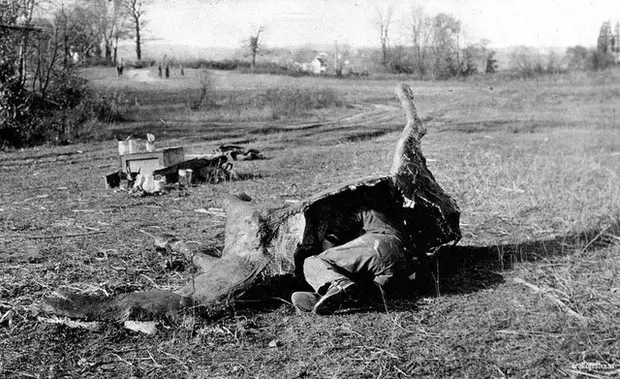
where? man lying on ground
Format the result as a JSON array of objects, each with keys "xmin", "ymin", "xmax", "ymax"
[{"xmin": 293, "ymin": 206, "xmax": 412, "ymax": 315}]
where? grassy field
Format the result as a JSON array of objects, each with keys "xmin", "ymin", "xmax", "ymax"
[{"xmin": 1, "ymin": 66, "xmax": 619, "ymax": 378}]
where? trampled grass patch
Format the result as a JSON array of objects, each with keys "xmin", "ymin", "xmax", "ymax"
[{"xmin": 0, "ymin": 68, "xmax": 619, "ymax": 378}]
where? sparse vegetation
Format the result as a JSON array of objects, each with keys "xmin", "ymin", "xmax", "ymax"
[
  {"xmin": 182, "ymin": 58, "xmax": 251, "ymax": 71},
  {"xmin": 202, "ymin": 87, "xmax": 346, "ymax": 119},
  {"xmin": 74, "ymin": 90, "xmax": 129, "ymax": 124},
  {"xmin": 187, "ymin": 71, "xmax": 345, "ymax": 119}
]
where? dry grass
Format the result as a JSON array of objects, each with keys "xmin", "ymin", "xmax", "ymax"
[
  {"xmin": 190, "ymin": 86, "xmax": 346, "ymax": 120},
  {"xmin": 1, "ymin": 67, "xmax": 619, "ymax": 378}
]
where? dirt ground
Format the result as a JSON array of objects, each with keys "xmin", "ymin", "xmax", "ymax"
[{"xmin": 1, "ymin": 67, "xmax": 619, "ymax": 378}]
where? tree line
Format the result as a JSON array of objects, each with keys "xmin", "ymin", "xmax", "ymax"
[
  {"xmin": 565, "ymin": 21, "xmax": 619, "ymax": 72},
  {"xmin": 375, "ymin": 6, "xmax": 619, "ymax": 79},
  {"xmin": 1, "ymin": 0, "xmax": 148, "ymax": 72},
  {"xmin": 374, "ymin": 5, "xmax": 496, "ymax": 79},
  {"xmin": 509, "ymin": 21, "xmax": 619, "ymax": 78}
]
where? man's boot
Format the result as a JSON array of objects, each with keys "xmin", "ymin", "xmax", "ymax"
[{"xmin": 313, "ymin": 279, "xmax": 356, "ymax": 315}]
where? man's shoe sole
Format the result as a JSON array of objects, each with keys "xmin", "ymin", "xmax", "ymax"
[
  {"xmin": 313, "ymin": 281, "xmax": 356, "ymax": 315},
  {"xmin": 291, "ymin": 291, "xmax": 320, "ymax": 313},
  {"xmin": 313, "ymin": 290, "xmax": 347, "ymax": 315}
]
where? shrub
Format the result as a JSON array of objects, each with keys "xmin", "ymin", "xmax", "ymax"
[
  {"xmin": 43, "ymin": 90, "xmax": 127, "ymax": 143},
  {"xmin": 0, "ymin": 64, "xmax": 128, "ymax": 148},
  {"xmin": 566, "ymin": 46, "xmax": 615, "ymax": 72},
  {"xmin": 587, "ymin": 49, "xmax": 615, "ymax": 71},
  {"xmin": 75, "ymin": 91, "xmax": 128, "ymax": 123},
  {"xmin": 0, "ymin": 63, "xmax": 47, "ymax": 148}
]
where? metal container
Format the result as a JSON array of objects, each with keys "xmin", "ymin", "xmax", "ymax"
[
  {"xmin": 128, "ymin": 139, "xmax": 140, "ymax": 153},
  {"xmin": 178, "ymin": 169, "xmax": 194, "ymax": 187},
  {"xmin": 118, "ymin": 140, "xmax": 129, "ymax": 155}
]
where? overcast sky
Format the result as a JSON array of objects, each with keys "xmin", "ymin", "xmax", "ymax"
[{"xmin": 146, "ymin": 0, "xmax": 620, "ymax": 49}]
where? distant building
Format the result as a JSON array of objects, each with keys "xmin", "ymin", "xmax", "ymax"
[
  {"xmin": 310, "ymin": 55, "xmax": 327, "ymax": 74},
  {"xmin": 281, "ymin": 53, "xmax": 328, "ymax": 75}
]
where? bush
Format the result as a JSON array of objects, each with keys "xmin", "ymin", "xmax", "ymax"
[
  {"xmin": 0, "ymin": 63, "xmax": 47, "ymax": 148},
  {"xmin": 566, "ymin": 45, "xmax": 616, "ymax": 72},
  {"xmin": 0, "ymin": 64, "xmax": 128, "ymax": 148},
  {"xmin": 588, "ymin": 50, "xmax": 615, "ymax": 71},
  {"xmin": 74, "ymin": 91, "xmax": 128, "ymax": 123}
]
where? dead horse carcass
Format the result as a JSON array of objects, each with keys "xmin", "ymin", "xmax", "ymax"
[{"xmin": 44, "ymin": 83, "xmax": 461, "ymax": 321}]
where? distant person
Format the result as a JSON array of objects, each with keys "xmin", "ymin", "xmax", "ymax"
[
  {"xmin": 292, "ymin": 206, "xmax": 411, "ymax": 315},
  {"xmin": 165, "ymin": 63, "xmax": 170, "ymax": 79},
  {"xmin": 116, "ymin": 58, "xmax": 124, "ymax": 77},
  {"xmin": 180, "ymin": 65, "xmax": 184, "ymax": 76},
  {"xmin": 158, "ymin": 64, "xmax": 162, "ymax": 78}
]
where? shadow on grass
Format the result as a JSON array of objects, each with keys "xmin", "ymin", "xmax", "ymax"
[
  {"xmin": 44, "ymin": 219, "xmax": 618, "ymax": 322},
  {"xmin": 390, "ymin": 217, "xmax": 620, "ymax": 305}
]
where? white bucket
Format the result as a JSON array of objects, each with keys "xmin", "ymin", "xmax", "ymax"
[
  {"xmin": 178, "ymin": 169, "xmax": 193, "ymax": 187},
  {"xmin": 118, "ymin": 140, "xmax": 129, "ymax": 155}
]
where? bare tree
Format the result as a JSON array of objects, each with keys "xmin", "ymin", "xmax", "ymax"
[
  {"xmin": 334, "ymin": 43, "xmax": 351, "ymax": 77},
  {"xmin": 108, "ymin": 0, "xmax": 130, "ymax": 64},
  {"xmin": 510, "ymin": 45, "xmax": 543, "ymax": 77},
  {"xmin": 597, "ymin": 21, "xmax": 612, "ymax": 54},
  {"xmin": 429, "ymin": 13, "xmax": 461, "ymax": 78},
  {"xmin": 406, "ymin": 9, "xmax": 466, "ymax": 78},
  {"xmin": 1, "ymin": 0, "xmax": 80, "ymax": 144},
  {"xmin": 61, "ymin": 2, "xmax": 105, "ymax": 61},
  {"xmin": 119, "ymin": 0, "xmax": 148, "ymax": 60},
  {"xmin": 375, "ymin": 4, "xmax": 394, "ymax": 69},
  {"xmin": 247, "ymin": 25, "xmax": 265, "ymax": 71},
  {"xmin": 588, "ymin": 21, "xmax": 616, "ymax": 70},
  {"xmin": 82, "ymin": 0, "xmax": 129, "ymax": 63},
  {"xmin": 1, "ymin": 0, "xmax": 38, "ymax": 86},
  {"xmin": 408, "ymin": 6, "xmax": 432, "ymax": 78},
  {"xmin": 460, "ymin": 39, "xmax": 488, "ymax": 76}
]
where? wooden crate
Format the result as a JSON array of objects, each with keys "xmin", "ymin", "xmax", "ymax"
[{"xmin": 120, "ymin": 146, "xmax": 185, "ymax": 175}]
